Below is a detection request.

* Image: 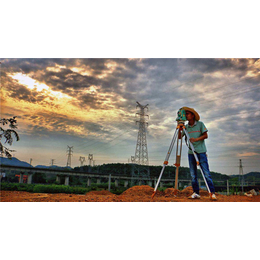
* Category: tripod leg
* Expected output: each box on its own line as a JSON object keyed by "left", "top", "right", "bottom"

{"left": 183, "top": 128, "right": 211, "bottom": 195}
{"left": 174, "top": 129, "right": 183, "bottom": 192}
{"left": 152, "top": 128, "right": 179, "bottom": 198}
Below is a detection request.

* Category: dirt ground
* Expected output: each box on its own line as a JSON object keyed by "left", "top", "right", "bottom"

{"left": 1, "top": 185, "right": 260, "bottom": 202}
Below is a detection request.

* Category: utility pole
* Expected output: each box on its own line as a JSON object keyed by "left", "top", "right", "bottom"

{"left": 134, "top": 102, "right": 149, "bottom": 165}
{"left": 66, "top": 146, "right": 73, "bottom": 167}
{"left": 30, "top": 158, "right": 33, "bottom": 166}
{"left": 88, "top": 154, "right": 93, "bottom": 166}
{"left": 239, "top": 159, "right": 244, "bottom": 193}
{"left": 79, "top": 156, "right": 86, "bottom": 167}
{"left": 50, "top": 159, "right": 55, "bottom": 166}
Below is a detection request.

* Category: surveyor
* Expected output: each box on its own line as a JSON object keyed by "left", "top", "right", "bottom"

{"left": 182, "top": 107, "right": 217, "bottom": 200}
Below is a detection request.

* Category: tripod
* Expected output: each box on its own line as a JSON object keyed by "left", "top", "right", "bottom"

{"left": 151, "top": 121, "right": 211, "bottom": 199}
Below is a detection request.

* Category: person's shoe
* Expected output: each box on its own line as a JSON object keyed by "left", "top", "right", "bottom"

{"left": 188, "top": 192, "right": 201, "bottom": 199}
{"left": 210, "top": 193, "right": 217, "bottom": 200}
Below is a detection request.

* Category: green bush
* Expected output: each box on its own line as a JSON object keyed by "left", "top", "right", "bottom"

{"left": 71, "top": 187, "right": 91, "bottom": 194}
{"left": 33, "top": 184, "right": 70, "bottom": 194}
{"left": 26, "top": 184, "right": 35, "bottom": 192}
{"left": 1, "top": 182, "right": 122, "bottom": 195}
{"left": 96, "top": 183, "right": 111, "bottom": 189}
{"left": 17, "top": 184, "right": 28, "bottom": 191}
{"left": 1, "top": 183, "right": 20, "bottom": 191}
{"left": 31, "top": 184, "right": 91, "bottom": 194}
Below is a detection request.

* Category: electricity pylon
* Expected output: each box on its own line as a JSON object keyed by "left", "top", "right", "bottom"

{"left": 88, "top": 154, "right": 93, "bottom": 166}
{"left": 66, "top": 146, "right": 73, "bottom": 167}
{"left": 134, "top": 101, "right": 149, "bottom": 165}
{"left": 79, "top": 156, "right": 86, "bottom": 167}
{"left": 50, "top": 159, "right": 55, "bottom": 166}
{"left": 131, "top": 102, "right": 150, "bottom": 186}
{"left": 239, "top": 159, "right": 244, "bottom": 192}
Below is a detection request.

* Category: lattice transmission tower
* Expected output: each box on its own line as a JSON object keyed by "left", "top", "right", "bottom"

{"left": 131, "top": 156, "right": 135, "bottom": 163}
{"left": 239, "top": 159, "right": 244, "bottom": 192}
{"left": 79, "top": 156, "right": 86, "bottom": 167}
{"left": 88, "top": 154, "right": 93, "bottom": 166}
{"left": 66, "top": 146, "right": 73, "bottom": 167}
{"left": 50, "top": 159, "right": 55, "bottom": 166}
{"left": 134, "top": 101, "right": 149, "bottom": 165}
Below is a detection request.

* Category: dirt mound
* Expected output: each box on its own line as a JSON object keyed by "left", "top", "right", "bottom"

{"left": 181, "top": 186, "right": 194, "bottom": 195}
{"left": 121, "top": 185, "right": 160, "bottom": 196}
{"left": 164, "top": 188, "right": 180, "bottom": 197}
{"left": 86, "top": 190, "right": 114, "bottom": 196}
{"left": 199, "top": 189, "right": 210, "bottom": 196}
{"left": 181, "top": 186, "right": 209, "bottom": 196}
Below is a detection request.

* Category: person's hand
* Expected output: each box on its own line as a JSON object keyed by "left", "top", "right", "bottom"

{"left": 190, "top": 138, "right": 198, "bottom": 143}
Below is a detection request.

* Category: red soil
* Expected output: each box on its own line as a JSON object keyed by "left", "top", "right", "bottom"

{"left": 1, "top": 185, "right": 260, "bottom": 202}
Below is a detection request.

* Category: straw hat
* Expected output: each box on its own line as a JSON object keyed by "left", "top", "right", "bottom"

{"left": 182, "top": 107, "right": 200, "bottom": 121}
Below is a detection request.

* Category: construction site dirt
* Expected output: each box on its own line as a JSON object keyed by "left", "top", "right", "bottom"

{"left": 1, "top": 185, "right": 260, "bottom": 202}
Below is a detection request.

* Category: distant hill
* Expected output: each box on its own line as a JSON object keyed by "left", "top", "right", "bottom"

{"left": 246, "top": 172, "right": 260, "bottom": 177}
{"left": 230, "top": 172, "right": 260, "bottom": 181}
{"left": 230, "top": 172, "right": 260, "bottom": 177}
{"left": 0, "top": 157, "right": 70, "bottom": 170}
{"left": 0, "top": 157, "right": 32, "bottom": 168}
{"left": 35, "top": 165, "right": 56, "bottom": 169}
{"left": 35, "top": 165, "right": 72, "bottom": 170}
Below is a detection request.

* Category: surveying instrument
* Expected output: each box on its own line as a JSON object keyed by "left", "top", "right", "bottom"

{"left": 151, "top": 107, "right": 212, "bottom": 199}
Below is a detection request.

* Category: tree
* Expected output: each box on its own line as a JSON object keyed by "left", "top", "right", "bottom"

{"left": 0, "top": 116, "right": 20, "bottom": 158}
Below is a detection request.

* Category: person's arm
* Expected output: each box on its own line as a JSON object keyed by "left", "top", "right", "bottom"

{"left": 190, "top": 132, "right": 208, "bottom": 143}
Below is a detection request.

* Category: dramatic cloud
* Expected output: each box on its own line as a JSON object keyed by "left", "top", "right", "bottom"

{"left": 1, "top": 58, "right": 259, "bottom": 174}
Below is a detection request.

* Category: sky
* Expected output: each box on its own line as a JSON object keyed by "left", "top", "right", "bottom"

{"left": 1, "top": 58, "right": 260, "bottom": 175}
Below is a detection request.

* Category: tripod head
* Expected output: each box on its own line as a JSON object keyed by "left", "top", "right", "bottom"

{"left": 176, "top": 107, "right": 187, "bottom": 122}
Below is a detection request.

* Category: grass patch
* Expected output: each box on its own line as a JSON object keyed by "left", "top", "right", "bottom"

{"left": 1, "top": 182, "right": 135, "bottom": 195}
{"left": 0, "top": 183, "right": 92, "bottom": 195}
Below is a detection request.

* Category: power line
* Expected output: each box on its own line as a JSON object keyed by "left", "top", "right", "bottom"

{"left": 95, "top": 135, "right": 132, "bottom": 154}
{"left": 203, "top": 109, "right": 260, "bottom": 120}
{"left": 74, "top": 128, "right": 132, "bottom": 154}
{"left": 170, "top": 74, "right": 260, "bottom": 105}
{"left": 187, "top": 84, "right": 260, "bottom": 107}
{"left": 86, "top": 130, "right": 132, "bottom": 154}
{"left": 34, "top": 128, "right": 133, "bottom": 166}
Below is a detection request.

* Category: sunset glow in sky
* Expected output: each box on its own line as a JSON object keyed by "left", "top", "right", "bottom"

{"left": 1, "top": 58, "right": 260, "bottom": 175}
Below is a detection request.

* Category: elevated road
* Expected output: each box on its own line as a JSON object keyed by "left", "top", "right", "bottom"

{"left": 0, "top": 164, "right": 184, "bottom": 187}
